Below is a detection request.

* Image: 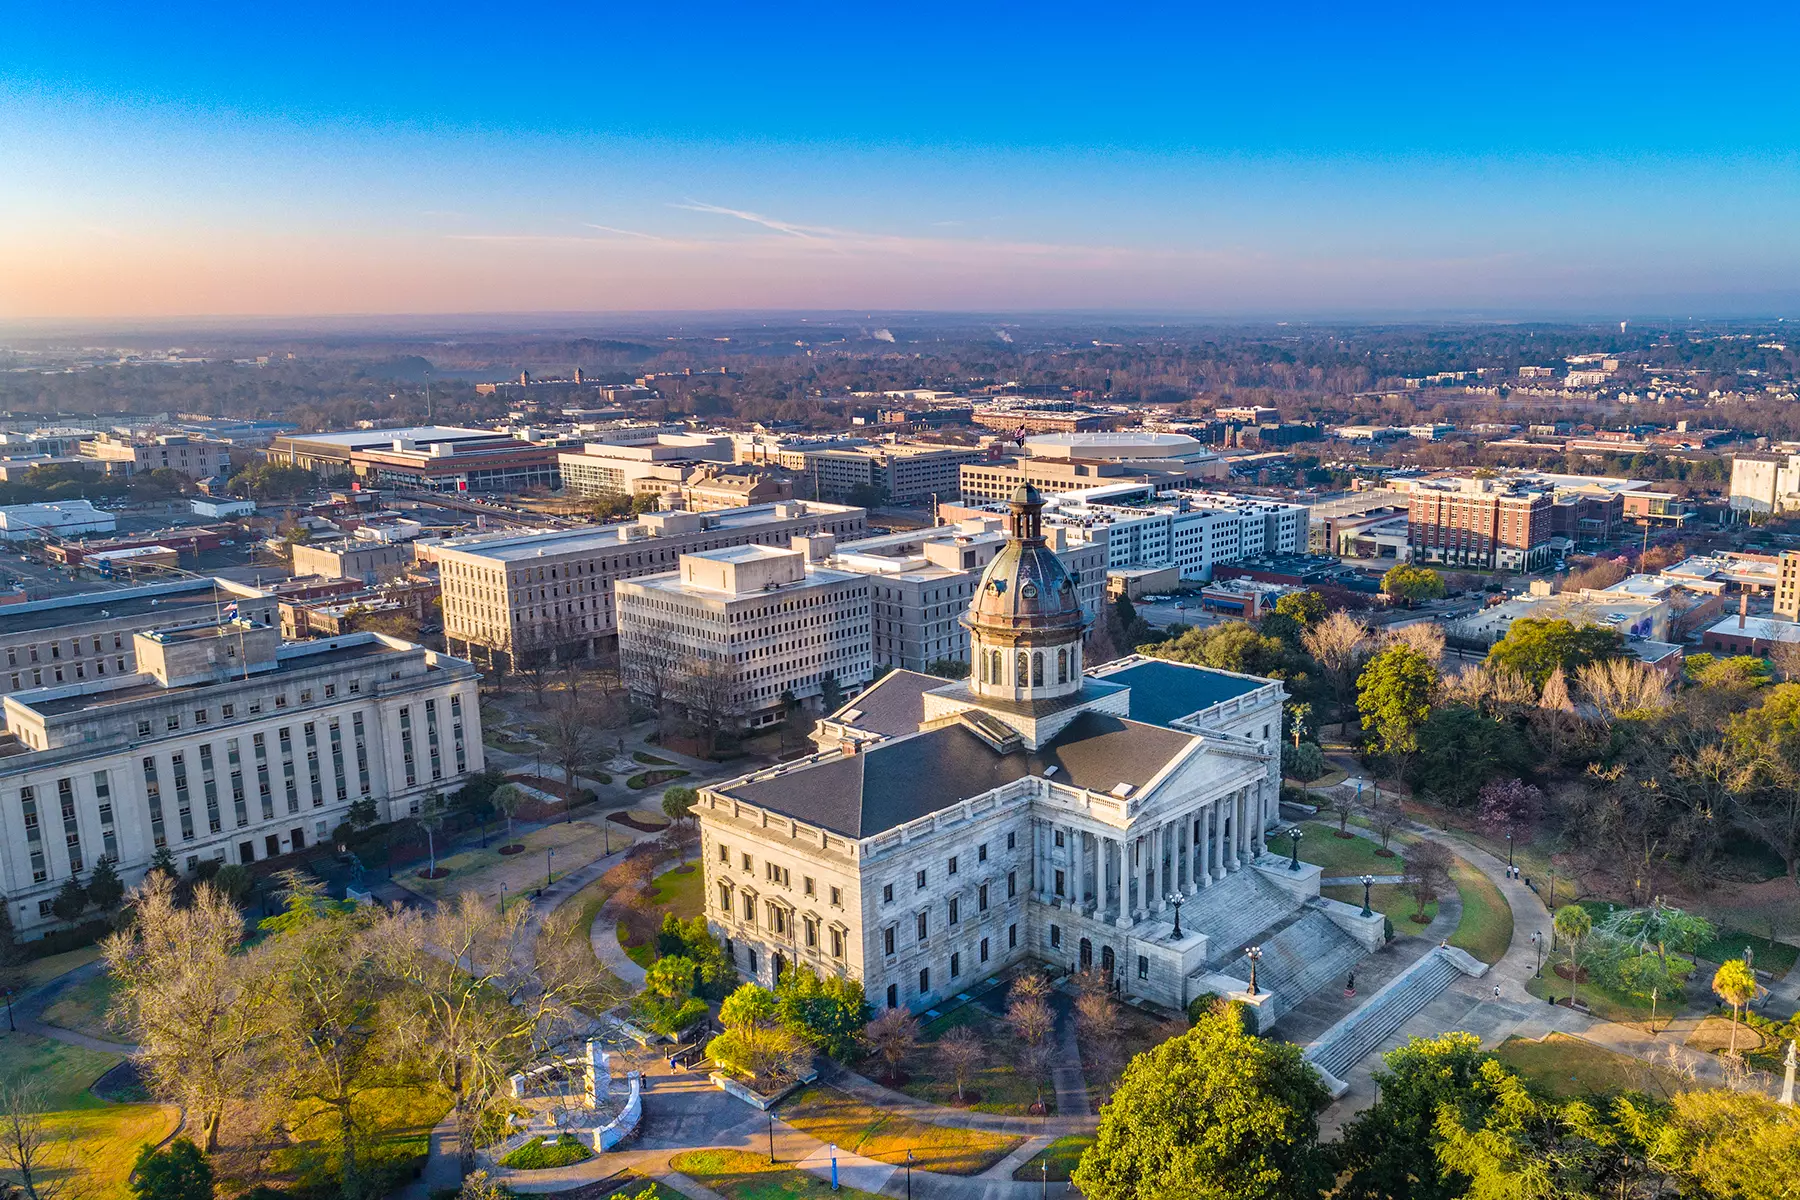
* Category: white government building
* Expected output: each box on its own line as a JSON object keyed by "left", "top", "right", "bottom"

{"left": 0, "top": 617, "right": 482, "bottom": 934}
{"left": 697, "top": 484, "right": 1383, "bottom": 1018}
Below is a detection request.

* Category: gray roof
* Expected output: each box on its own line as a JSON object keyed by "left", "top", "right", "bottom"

{"left": 721, "top": 709, "right": 1197, "bottom": 838}
{"left": 1098, "top": 659, "right": 1266, "bottom": 727}
{"left": 828, "top": 670, "right": 939, "bottom": 739}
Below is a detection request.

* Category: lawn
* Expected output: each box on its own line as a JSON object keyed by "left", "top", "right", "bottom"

{"left": 628, "top": 769, "right": 690, "bottom": 791}
{"left": 774, "top": 1086, "right": 1022, "bottom": 1175}
{"left": 1523, "top": 970, "right": 1662, "bottom": 1025}
{"left": 1322, "top": 882, "right": 1436, "bottom": 930}
{"left": 891, "top": 1004, "right": 1051, "bottom": 1115}
{"left": 1493, "top": 1033, "right": 1687, "bottom": 1099}
{"left": 39, "top": 971, "right": 120, "bottom": 1041}
{"left": 19, "top": 945, "right": 104, "bottom": 988}
{"left": 632, "top": 751, "right": 676, "bottom": 766}
{"left": 1694, "top": 928, "right": 1798, "bottom": 978}
{"left": 43, "top": 1104, "right": 180, "bottom": 1197}
{"left": 617, "top": 861, "right": 703, "bottom": 969}
{"left": 1012, "top": 1134, "right": 1094, "bottom": 1182}
{"left": 1448, "top": 858, "right": 1514, "bottom": 965}
{"left": 1294, "top": 822, "right": 1404, "bottom": 876}
{"left": 396, "top": 819, "right": 630, "bottom": 903}
{"left": 0, "top": 1031, "right": 120, "bottom": 1109}
{"left": 670, "top": 1149, "right": 886, "bottom": 1200}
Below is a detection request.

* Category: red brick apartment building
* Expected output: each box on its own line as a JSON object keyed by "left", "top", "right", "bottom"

{"left": 1407, "top": 478, "right": 1554, "bottom": 572}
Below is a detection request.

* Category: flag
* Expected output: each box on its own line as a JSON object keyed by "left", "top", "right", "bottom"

{"left": 1013, "top": 426, "right": 1027, "bottom": 446}
{"left": 224, "top": 601, "right": 239, "bottom": 620}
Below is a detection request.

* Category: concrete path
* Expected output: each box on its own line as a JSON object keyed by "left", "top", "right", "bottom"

{"left": 1048, "top": 992, "right": 1092, "bottom": 1121}
{"left": 1319, "top": 875, "right": 1404, "bottom": 886}
{"left": 13, "top": 958, "right": 137, "bottom": 1056}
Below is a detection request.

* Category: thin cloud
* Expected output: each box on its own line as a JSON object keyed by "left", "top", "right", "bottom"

{"left": 583, "top": 223, "right": 666, "bottom": 241}
{"left": 672, "top": 200, "right": 823, "bottom": 240}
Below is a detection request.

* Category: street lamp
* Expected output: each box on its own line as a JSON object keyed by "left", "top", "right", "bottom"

{"left": 1360, "top": 874, "right": 1374, "bottom": 918}
{"left": 1166, "top": 891, "right": 1185, "bottom": 938}
{"left": 1245, "top": 945, "right": 1263, "bottom": 996}
{"left": 906, "top": 1150, "right": 915, "bottom": 1200}
{"left": 546, "top": 846, "right": 555, "bottom": 890}
{"left": 1532, "top": 930, "right": 1543, "bottom": 978}
{"left": 499, "top": 882, "right": 508, "bottom": 915}
{"left": 1041, "top": 1157, "right": 1048, "bottom": 1200}
{"left": 768, "top": 1114, "right": 776, "bottom": 1163}
{"left": 1506, "top": 830, "right": 1514, "bottom": 869}
{"left": 1288, "top": 826, "right": 1303, "bottom": 872}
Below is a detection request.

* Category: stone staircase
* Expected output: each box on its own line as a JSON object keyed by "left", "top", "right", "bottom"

{"left": 1186, "top": 869, "right": 1304, "bottom": 968}
{"left": 1216, "top": 909, "right": 1366, "bottom": 1025}
{"left": 1302, "top": 947, "right": 1484, "bottom": 1094}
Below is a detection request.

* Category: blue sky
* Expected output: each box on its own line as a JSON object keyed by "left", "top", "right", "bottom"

{"left": 3, "top": 1, "right": 1798, "bottom": 319}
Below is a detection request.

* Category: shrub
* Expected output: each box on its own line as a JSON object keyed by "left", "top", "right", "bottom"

{"left": 1283, "top": 742, "right": 1326, "bottom": 782}
{"left": 130, "top": 1137, "right": 214, "bottom": 1200}
{"left": 499, "top": 1134, "right": 593, "bottom": 1170}
{"left": 1186, "top": 992, "right": 1221, "bottom": 1025}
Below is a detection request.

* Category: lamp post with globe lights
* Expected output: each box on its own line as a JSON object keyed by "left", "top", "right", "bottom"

{"left": 1167, "top": 891, "right": 1185, "bottom": 938}
{"left": 1360, "top": 874, "right": 1374, "bottom": 917}
{"left": 1245, "top": 945, "right": 1263, "bottom": 996}
{"left": 1287, "top": 826, "right": 1303, "bottom": 872}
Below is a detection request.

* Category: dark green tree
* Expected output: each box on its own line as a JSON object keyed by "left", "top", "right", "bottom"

{"left": 1072, "top": 1004, "right": 1331, "bottom": 1200}
{"left": 130, "top": 1137, "right": 215, "bottom": 1200}
{"left": 50, "top": 876, "right": 88, "bottom": 924}
{"left": 1485, "top": 618, "right": 1626, "bottom": 690}
{"left": 85, "top": 856, "right": 125, "bottom": 912}
{"left": 1358, "top": 645, "right": 1439, "bottom": 758}
{"left": 1409, "top": 706, "right": 1533, "bottom": 806}
{"left": 1274, "top": 590, "right": 1328, "bottom": 628}
{"left": 1334, "top": 1033, "right": 1490, "bottom": 1200}
{"left": 774, "top": 967, "right": 869, "bottom": 1060}
{"left": 1381, "top": 564, "right": 1446, "bottom": 607}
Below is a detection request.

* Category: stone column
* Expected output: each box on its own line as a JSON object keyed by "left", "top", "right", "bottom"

{"left": 1148, "top": 824, "right": 1164, "bottom": 912}
{"left": 1186, "top": 812, "right": 1201, "bottom": 894}
{"left": 1236, "top": 789, "right": 1249, "bottom": 865}
{"left": 1253, "top": 782, "right": 1268, "bottom": 856}
{"left": 1128, "top": 835, "right": 1142, "bottom": 920}
{"left": 1174, "top": 815, "right": 1188, "bottom": 892}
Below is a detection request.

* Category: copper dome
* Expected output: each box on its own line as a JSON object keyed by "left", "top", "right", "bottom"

{"left": 964, "top": 483, "right": 1085, "bottom": 638}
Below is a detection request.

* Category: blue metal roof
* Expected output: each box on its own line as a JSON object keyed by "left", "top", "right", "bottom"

{"left": 1104, "top": 659, "right": 1266, "bottom": 728}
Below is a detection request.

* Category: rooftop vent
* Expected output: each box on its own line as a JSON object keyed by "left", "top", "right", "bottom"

{"left": 839, "top": 708, "right": 863, "bottom": 722}
{"left": 1109, "top": 782, "right": 1135, "bottom": 799}
{"left": 1043, "top": 765, "right": 1059, "bottom": 778}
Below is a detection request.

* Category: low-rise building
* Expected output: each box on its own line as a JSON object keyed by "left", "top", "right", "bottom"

{"left": 79, "top": 433, "right": 232, "bottom": 480}
{"left": 348, "top": 435, "right": 560, "bottom": 494}
{"left": 678, "top": 465, "right": 792, "bottom": 512}
{"left": 0, "top": 621, "right": 481, "bottom": 934}
{"left": 291, "top": 539, "right": 414, "bottom": 585}
{"left": 0, "top": 501, "right": 115, "bottom": 542}
{"left": 616, "top": 543, "right": 873, "bottom": 729}
{"left": 557, "top": 435, "right": 736, "bottom": 500}
{"left": 1703, "top": 614, "right": 1800, "bottom": 657}
{"left": 1405, "top": 477, "right": 1554, "bottom": 572}
{"left": 266, "top": 426, "right": 515, "bottom": 473}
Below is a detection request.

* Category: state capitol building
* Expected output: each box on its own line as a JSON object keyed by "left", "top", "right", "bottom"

{"left": 698, "top": 484, "right": 1383, "bottom": 1016}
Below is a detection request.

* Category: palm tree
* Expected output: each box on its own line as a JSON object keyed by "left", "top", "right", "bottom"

{"left": 1552, "top": 904, "right": 1592, "bottom": 1008}
{"left": 1711, "top": 958, "right": 1758, "bottom": 1054}
{"left": 417, "top": 791, "right": 446, "bottom": 877}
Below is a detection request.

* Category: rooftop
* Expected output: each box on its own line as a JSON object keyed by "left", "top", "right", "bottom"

{"left": 439, "top": 501, "right": 858, "bottom": 564}
{"left": 0, "top": 579, "right": 256, "bottom": 637}
{"left": 1706, "top": 615, "right": 1800, "bottom": 645}
{"left": 280, "top": 426, "right": 504, "bottom": 449}
{"left": 823, "top": 669, "right": 940, "bottom": 739}
{"left": 1091, "top": 658, "right": 1269, "bottom": 727}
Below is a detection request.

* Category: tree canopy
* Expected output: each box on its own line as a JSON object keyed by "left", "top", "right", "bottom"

{"left": 1381, "top": 564, "right": 1446, "bottom": 607}
{"left": 1358, "top": 645, "right": 1439, "bottom": 758}
{"left": 1485, "top": 618, "right": 1626, "bottom": 690}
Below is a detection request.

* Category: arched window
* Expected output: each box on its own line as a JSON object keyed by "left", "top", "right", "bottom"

{"left": 1058, "top": 648, "right": 1069, "bottom": 684}
{"left": 978, "top": 651, "right": 987, "bottom": 684}
{"left": 991, "top": 649, "right": 1002, "bottom": 684}
{"left": 1032, "top": 651, "right": 1044, "bottom": 686}
{"left": 1016, "top": 651, "right": 1029, "bottom": 686}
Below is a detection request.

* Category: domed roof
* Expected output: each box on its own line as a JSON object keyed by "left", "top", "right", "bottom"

{"left": 965, "top": 482, "right": 1085, "bottom": 637}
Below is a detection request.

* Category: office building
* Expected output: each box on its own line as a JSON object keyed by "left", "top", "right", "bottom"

{"left": 266, "top": 426, "right": 517, "bottom": 473}
{"left": 0, "top": 621, "right": 481, "bottom": 935}
{"left": 557, "top": 435, "right": 735, "bottom": 500}
{"left": 697, "top": 484, "right": 1380, "bottom": 1021}
{"left": 616, "top": 543, "right": 873, "bottom": 730}
{"left": 291, "top": 539, "right": 415, "bottom": 585}
{"left": 0, "top": 579, "right": 275, "bottom": 699}
{"left": 0, "top": 501, "right": 116, "bottom": 542}
{"left": 1405, "top": 477, "right": 1554, "bottom": 572}
{"left": 347, "top": 435, "right": 560, "bottom": 494}
{"left": 960, "top": 457, "right": 1215, "bottom": 503}
{"left": 829, "top": 520, "right": 1107, "bottom": 671}
{"left": 437, "top": 501, "right": 867, "bottom": 671}
{"left": 79, "top": 433, "right": 233, "bottom": 480}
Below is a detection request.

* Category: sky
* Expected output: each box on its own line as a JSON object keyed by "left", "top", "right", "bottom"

{"left": 3, "top": 1, "right": 1799, "bottom": 322}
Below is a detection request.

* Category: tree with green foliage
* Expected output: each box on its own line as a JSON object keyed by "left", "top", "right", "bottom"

{"left": 774, "top": 967, "right": 868, "bottom": 1060}
{"left": 820, "top": 672, "right": 844, "bottom": 716}
{"left": 708, "top": 983, "right": 809, "bottom": 1088}
{"left": 85, "top": 857, "right": 125, "bottom": 912}
{"left": 1259, "top": 610, "right": 1304, "bottom": 650}
{"left": 1072, "top": 1004, "right": 1331, "bottom": 1200}
{"left": 1380, "top": 564, "right": 1445, "bottom": 608}
{"left": 1357, "top": 645, "right": 1438, "bottom": 759}
{"left": 661, "top": 785, "right": 698, "bottom": 825}
{"left": 145, "top": 846, "right": 179, "bottom": 883}
{"left": 226, "top": 461, "right": 316, "bottom": 501}
{"left": 1723, "top": 682, "right": 1800, "bottom": 889}
{"left": 1275, "top": 590, "right": 1328, "bottom": 629}
{"left": 130, "top": 1137, "right": 214, "bottom": 1200}
{"left": 1334, "top": 1033, "right": 1490, "bottom": 1200}
{"left": 49, "top": 877, "right": 86, "bottom": 925}
{"left": 210, "top": 864, "right": 254, "bottom": 905}
{"left": 1553, "top": 904, "right": 1593, "bottom": 1009}
{"left": 924, "top": 658, "right": 970, "bottom": 680}
{"left": 636, "top": 955, "right": 708, "bottom": 1037}
{"left": 1485, "top": 618, "right": 1626, "bottom": 690}
{"left": 1283, "top": 741, "right": 1326, "bottom": 782}
{"left": 1710, "top": 959, "right": 1757, "bottom": 1054}
{"left": 654, "top": 913, "right": 736, "bottom": 999}
{"left": 1144, "top": 620, "right": 1306, "bottom": 682}
{"left": 1408, "top": 705, "right": 1532, "bottom": 806}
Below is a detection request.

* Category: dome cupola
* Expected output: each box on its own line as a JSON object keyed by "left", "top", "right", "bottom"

{"left": 964, "top": 482, "right": 1088, "bottom": 703}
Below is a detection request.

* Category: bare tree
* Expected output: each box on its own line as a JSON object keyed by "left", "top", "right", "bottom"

{"left": 1369, "top": 790, "right": 1405, "bottom": 854}
{"left": 541, "top": 696, "right": 600, "bottom": 801}
{"left": 1383, "top": 621, "right": 1445, "bottom": 665}
{"left": 1771, "top": 639, "right": 1800, "bottom": 684}
{"left": 677, "top": 654, "right": 740, "bottom": 758}
{"left": 104, "top": 873, "right": 265, "bottom": 1153}
{"left": 376, "top": 889, "right": 614, "bottom": 1177}
{"left": 619, "top": 633, "right": 679, "bottom": 739}
{"left": 935, "top": 1026, "right": 985, "bottom": 1103}
{"left": 1073, "top": 989, "right": 1123, "bottom": 1096}
{"left": 1404, "top": 839, "right": 1454, "bottom": 923}
{"left": 1302, "top": 611, "right": 1370, "bottom": 735}
{"left": 1575, "top": 658, "right": 1672, "bottom": 724}
{"left": 861, "top": 1008, "right": 921, "bottom": 1084}
{"left": 0, "top": 1080, "right": 76, "bottom": 1200}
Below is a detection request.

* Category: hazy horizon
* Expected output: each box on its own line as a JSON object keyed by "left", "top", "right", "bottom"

{"left": 5, "top": 1, "right": 1798, "bottom": 321}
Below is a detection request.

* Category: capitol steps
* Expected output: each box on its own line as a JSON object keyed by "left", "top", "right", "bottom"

{"left": 1184, "top": 869, "right": 1302, "bottom": 968}
{"left": 1216, "top": 910, "right": 1367, "bottom": 1024}
{"left": 1302, "top": 947, "right": 1484, "bottom": 1094}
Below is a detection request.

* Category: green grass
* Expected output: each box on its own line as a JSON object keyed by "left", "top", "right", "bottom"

{"left": 775, "top": 1085, "right": 1022, "bottom": 1175}
{"left": 1695, "top": 928, "right": 1798, "bottom": 977}
{"left": 633, "top": 751, "right": 675, "bottom": 765}
{"left": 18, "top": 945, "right": 104, "bottom": 987}
{"left": 627, "top": 769, "right": 690, "bottom": 790}
{"left": 0, "top": 1031, "right": 120, "bottom": 1109}
{"left": 1294, "top": 822, "right": 1405, "bottom": 875}
{"left": 646, "top": 861, "right": 703, "bottom": 915}
{"left": 501, "top": 1133, "right": 594, "bottom": 1169}
{"left": 1012, "top": 1135, "right": 1094, "bottom": 1182}
{"left": 1449, "top": 858, "right": 1515, "bottom": 965}
{"left": 39, "top": 971, "right": 120, "bottom": 1041}
{"left": 1493, "top": 1033, "right": 1687, "bottom": 1099}
{"left": 1523, "top": 966, "right": 1662, "bottom": 1024}
{"left": 1323, "top": 882, "right": 1436, "bottom": 930}
{"left": 670, "top": 1149, "right": 886, "bottom": 1200}
{"left": 45, "top": 1104, "right": 181, "bottom": 1197}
